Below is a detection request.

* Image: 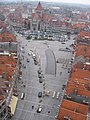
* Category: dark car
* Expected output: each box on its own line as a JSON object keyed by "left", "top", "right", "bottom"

{"left": 38, "top": 74, "right": 43, "bottom": 78}
{"left": 39, "top": 78, "right": 43, "bottom": 83}
{"left": 27, "top": 59, "right": 29, "bottom": 62}
{"left": 38, "top": 92, "right": 42, "bottom": 98}
{"left": 65, "top": 47, "right": 70, "bottom": 50}
{"left": 37, "top": 69, "right": 42, "bottom": 74}
{"left": 61, "top": 42, "right": 66, "bottom": 44}
{"left": 34, "top": 60, "right": 38, "bottom": 65}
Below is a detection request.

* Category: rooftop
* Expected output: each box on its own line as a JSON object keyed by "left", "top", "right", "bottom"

{"left": 0, "top": 32, "right": 16, "bottom": 42}
{"left": 57, "top": 99, "right": 88, "bottom": 120}
{"left": 75, "top": 45, "right": 90, "bottom": 58}
{"left": 36, "top": 2, "right": 43, "bottom": 11}
{"left": 77, "top": 31, "right": 90, "bottom": 41}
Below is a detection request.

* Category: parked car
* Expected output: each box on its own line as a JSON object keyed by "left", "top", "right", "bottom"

{"left": 28, "top": 53, "right": 31, "bottom": 56}
{"left": 37, "top": 106, "right": 42, "bottom": 113}
{"left": 61, "top": 42, "right": 66, "bottom": 44}
{"left": 56, "top": 92, "right": 60, "bottom": 99}
{"left": 20, "top": 93, "right": 25, "bottom": 100}
{"left": 52, "top": 91, "right": 56, "bottom": 98}
{"left": 39, "top": 78, "right": 43, "bottom": 83}
{"left": 38, "top": 74, "right": 43, "bottom": 78}
{"left": 34, "top": 60, "right": 38, "bottom": 65}
{"left": 37, "top": 69, "right": 42, "bottom": 74}
{"left": 27, "top": 59, "right": 29, "bottom": 62}
{"left": 38, "top": 92, "right": 42, "bottom": 98}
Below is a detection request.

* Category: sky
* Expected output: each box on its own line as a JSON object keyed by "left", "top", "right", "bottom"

{"left": 2, "top": 0, "right": 90, "bottom": 5}
{"left": 38, "top": 0, "right": 90, "bottom": 4}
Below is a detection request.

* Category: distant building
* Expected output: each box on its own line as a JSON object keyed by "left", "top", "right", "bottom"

{"left": 24, "top": 2, "right": 73, "bottom": 35}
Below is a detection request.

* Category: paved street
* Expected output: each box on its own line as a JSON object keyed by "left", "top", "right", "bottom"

{"left": 10, "top": 34, "right": 75, "bottom": 120}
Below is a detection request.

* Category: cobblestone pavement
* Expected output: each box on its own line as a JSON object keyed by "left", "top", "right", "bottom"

{"left": 10, "top": 34, "right": 75, "bottom": 120}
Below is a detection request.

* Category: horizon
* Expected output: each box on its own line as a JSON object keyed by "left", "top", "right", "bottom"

{"left": 0, "top": 0, "right": 90, "bottom": 5}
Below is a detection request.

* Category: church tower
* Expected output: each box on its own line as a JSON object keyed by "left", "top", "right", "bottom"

{"left": 35, "top": 2, "right": 43, "bottom": 18}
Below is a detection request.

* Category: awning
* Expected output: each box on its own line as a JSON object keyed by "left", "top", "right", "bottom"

{"left": 9, "top": 95, "right": 18, "bottom": 115}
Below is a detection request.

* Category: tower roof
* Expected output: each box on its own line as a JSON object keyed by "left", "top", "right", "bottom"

{"left": 36, "top": 2, "right": 43, "bottom": 11}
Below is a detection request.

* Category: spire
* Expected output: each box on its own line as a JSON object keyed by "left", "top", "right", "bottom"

{"left": 36, "top": 1, "right": 43, "bottom": 11}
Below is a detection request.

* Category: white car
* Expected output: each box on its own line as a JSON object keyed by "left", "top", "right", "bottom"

{"left": 37, "top": 107, "right": 42, "bottom": 113}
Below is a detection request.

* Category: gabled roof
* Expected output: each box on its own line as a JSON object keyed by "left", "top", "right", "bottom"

{"left": 75, "top": 45, "right": 90, "bottom": 58}
{"left": 57, "top": 99, "right": 88, "bottom": 120}
{"left": 77, "top": 31, "right": 90, "bottom": 41}
{"left": 36, "top": 2, "right": 43, "bottom": 11}
{"left": 71, "top": 68, "right": 90, "bottom": 80}
{"left": 73, "top": 62, "right": 90, "bottom": 71}
{"left": 31, "top": 13, "right": 41, "bottom": 20}
{"left": 0, "top": 32, "right": 16, "bottom": 42}
{"left": 72, "top": 23, "right": 87, "bottom": 29}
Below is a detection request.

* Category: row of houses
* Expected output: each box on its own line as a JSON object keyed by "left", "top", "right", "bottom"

{"left": 57, "top": 30, "right": 90, "bottom": 120}
{"left": 0, "top": 31, "right": 19, "bottom": 120}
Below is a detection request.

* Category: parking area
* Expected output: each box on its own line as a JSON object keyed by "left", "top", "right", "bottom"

{"left": 10, "top": 34, "right": 75, "bottom": 120}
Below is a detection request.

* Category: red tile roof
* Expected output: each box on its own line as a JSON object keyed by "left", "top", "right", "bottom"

{"left": 57, "top": 99, "right": 88, "bottom": 120}
{"left": 75, "top": 45, "right": 90, "bottom": 58}
{"left": 31, "top": 13, "right": 41, "bottom": 20}
{"left": 72, "top": 23, "right": 87, "bottom": 29}
{"left": 0, "top": 32, "right": 16, "bottom": 42}
{"left": 73, "top": 62, "right": 90, "bottom": 71}
{"left": 77, "top": 31, "right": 90, "bottom": 41}
{"left": 0, "top": 55, "right": 17, "bottom": 67}
{"left": 71, "top": 68, "right": 90, "bottom": 80}
{"left": 36, "top": 2, "right": 43, "bottom": 11}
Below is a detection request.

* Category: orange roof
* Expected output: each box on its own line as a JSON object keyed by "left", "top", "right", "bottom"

{"left": 66, "top": 76, "right": 90, "bottom": 97}
{"left": 0, "top": 32, "right": 16, "bottom": 42}
{"left": 71, "top": 68, "right": 90, "bottom": 80}
{"left": 66, "top": 81, "right": 90, "bottom": 95}
{"left": 75, "top": 45, "right": 90, "bottom": 58}
{"left": 31, "top": 13, "right": 41, "bottom": 20}
{"left": 73, "top": 62, "right": 90, "bottom": 71}
{"left": 72, "top": 23, "right": 87, "bottom": 29}
{"left": 0, "top": 55, "right": 17, "bottom": 67}
{"left": 77, "top": 31, "right": 90, "bottom": 41}
{"left": 69, "top": 78, "right": 90, "bottom": 85}
{"left": 0, "top": 56, "right": 17, "bottom": 79}
{"left": 0, "top": 55, "right": 17, "bottom": 104}
{"left": 66, "top": 86, "right": 90, "bottom": 98}
{"left": 36, "top": 2, "right": 43, "bottom": 11}
{"left": 57, "top": 99, "right": 88, "bottom": 120}
{"left": 0, "top": 64, "right": 14, "bottom": 74}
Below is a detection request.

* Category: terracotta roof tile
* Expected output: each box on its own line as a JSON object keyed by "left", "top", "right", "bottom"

{"left": 72, "top": 23, "right": 87, "bottom": 29}
{"left": 77, "top": 31, "right": 90, "bottom": 41}
{"left": 57, "top": 99, "right": 88, "bottom": 120}
{"left": 36, "top": 2, "right": 43, "bottom": 11}
{"left": 75, "top": 45, "right": 90, "bottom": 58}
{"left": 31, "top": 13, "right": 41, "bottom": 20}
{"left": 73, "top": 62, "right": 90, "bottom": 71}
{"left": 71, "top": 68, "right": 90, "bottom": 80}
{"left": 0, "top": 32, "right": 16, "bottom": 42}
